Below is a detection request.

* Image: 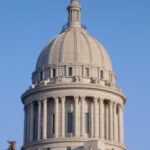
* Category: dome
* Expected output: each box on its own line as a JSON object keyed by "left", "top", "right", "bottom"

{"left": 35, "top": 0, "right": 113, "bottom": 72}
{"left": 36, "top": 28, "right": 112, "bottom": 71}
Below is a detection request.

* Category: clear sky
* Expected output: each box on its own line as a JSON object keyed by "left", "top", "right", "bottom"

{"left": 0, "top": 0, "right": 150, "bottom": 149}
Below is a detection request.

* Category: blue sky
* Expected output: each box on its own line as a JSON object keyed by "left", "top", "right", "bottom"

{"left": 0, "top": 0, "right": 150, "bottom": 149}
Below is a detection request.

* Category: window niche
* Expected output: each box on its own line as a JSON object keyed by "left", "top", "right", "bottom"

{"left": 40, "top": 71, "right": 43, "bottom": 81}
{"left": 67, "top": 112, "right": 73, "bottom": 133}
{"left": 85, "top": 68, "right": 89, "bottom": 77}
{"left": 68, "top": 67, "right": 73, "bottom": 76}
{"left": 53, "top": 68, "right": 56, "bottom": 78}
{"left": 100, "top": 70, "right": 104, "bottom": 80}
{"left": 85, "top": 113, "right": 89, "bottom": 133}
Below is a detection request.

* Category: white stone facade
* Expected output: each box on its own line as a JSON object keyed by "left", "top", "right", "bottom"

{"left": 21, "top": 0, "right": 127, "bottom": 150}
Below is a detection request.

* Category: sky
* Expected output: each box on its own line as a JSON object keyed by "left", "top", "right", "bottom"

{"left": 0, "top": 0, "right": 150, "bottom": 149}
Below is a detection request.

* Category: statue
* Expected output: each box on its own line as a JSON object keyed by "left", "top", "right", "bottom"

{"left": 7, "top": 140, "right": 16, "bottom": 150}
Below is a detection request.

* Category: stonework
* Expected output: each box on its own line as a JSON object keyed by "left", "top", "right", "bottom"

{"left": 21, "top": 0, "right": 127, "bottom": 150}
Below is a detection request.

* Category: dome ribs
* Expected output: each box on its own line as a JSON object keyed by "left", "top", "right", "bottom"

{"left": 81, "top": 31, "right": 93, "bottom": 63}
{"left": 74, "top": 31, "right": 78, "bottom": 62}
{"left": 59, "top": 32, "right": 69, "bottom": 63}
{"left": 50, "top": 33, "right": 64, "bottom": 65}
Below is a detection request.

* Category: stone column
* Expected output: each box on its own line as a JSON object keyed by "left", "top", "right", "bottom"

{"left": 42, "top": 98, "right": 47, "bottom": 139}
{"left": 23, "top": 107, "right": 27, "bottom": 145}
{"left": 74, "top": 96, "right": 79, "bottom": 137}
{"left": 38, "top": 101, "right": 41, "bottom": 140}
{"left": 27, "top": 105, "right": 30, "bottom": 144}
{"left": 118, "top": 105, "right": 124, "bottom": 144}
{"left": 54, "top": 97, "right": 59, "bottom": 137}
{"left": 99, "top": 98, "right": 104, "bottom": 139}
{"left": 94, "top": 98, "right": 98, "bottom": 138}
{"left": 90, "top": 100, "right": 93, "bottom": 138}
{"left": 29, "top": 103, "right": 34, "bottom": 142}
{"left": 109, "top": 101, "right": 113, "bottom": 141}
{"left": 106, "top": 103, "right": 109, "bottom": 140}
{"left": 113, "top": 102, "right": 117, "bottom": 142}
{"left": 81, "top": 96, "right": 85, "bottom": 137}
{"left": 61, "top": 96, "right": 65, "bottom": 137}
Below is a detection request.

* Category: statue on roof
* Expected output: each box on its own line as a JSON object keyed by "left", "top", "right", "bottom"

{"left": 7, "top": 140, "right": 17, "bottom": 150}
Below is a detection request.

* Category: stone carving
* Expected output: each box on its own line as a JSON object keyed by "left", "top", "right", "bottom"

{"left": 7, "top": 140, "right": 16, "bottom": 150}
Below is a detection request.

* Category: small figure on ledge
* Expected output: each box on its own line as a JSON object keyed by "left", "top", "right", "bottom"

{"left": 7, "top": 140, "right": 17, "bottom": 150}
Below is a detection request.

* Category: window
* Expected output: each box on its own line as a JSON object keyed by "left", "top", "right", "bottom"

{"left": 68, "top": 67, "right": 72, "bottom": 76}
{"left": 47, "top": 148, "right": 51, "bottom": 150}
{"left": 67, "top": 147, "right": 71, "bottom": 150}
{"left": 68, "top": 112, "right": 73, "bottom": 133}
{"left": 53, "top": 69, "right": 56, "bottom": 77}
{"left": 51, "top": 114, "right": 55, "bottom": 134}
{"left": 85, "top": 68, "right": 89, "bottom": 77}
{"left": 40, "top": 71, "right": 43, "bottom": 81}
{"left": 85, "top": 113, "right": 89, "bottom": 133}
{"left": 100, "top": 70, "right": 104, "bottom": 79}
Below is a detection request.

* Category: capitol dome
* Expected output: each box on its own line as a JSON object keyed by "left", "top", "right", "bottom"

{"left": 32, "top": 0, "right": 115, "bottom": 87}
{"left": 21, "top": 1, "right": 127, "bottom": 150}
{"left": 36, "top": 27, "right": 112, "bottom": 71}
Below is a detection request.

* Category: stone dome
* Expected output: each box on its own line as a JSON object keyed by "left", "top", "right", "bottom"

{"left": 36, "top": 28, "right": 112, "bottom": 71}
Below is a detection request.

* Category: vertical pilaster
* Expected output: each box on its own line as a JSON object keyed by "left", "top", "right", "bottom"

{"left": 99, "top": 98, "right": 104, "bottom": 139}
{"left": 118, "top": 105, "right": 124, "bottom": 144}
{"left": 106, "top": 103, "right": 109, "bottom": 140}
{"left": 81, "top": 96, "right": 85, "bottom": 137}
{"left": 42, "top": 98, "right": 47, "bottom": 139}
{"left": 109, "top": 101, "right": 113, "bottom": 141}
{"left": 54, "top": 97, "right": 59, "bottom": 137}
{"left": 38, "top": 101, "right": 41, "bottom": 140}
{"left": 74, "top": 96, "right": 79, "bottom": 137}
{"left": 113, "top": 102, "right": 117, "bottom": 142}
{"left": 23, "top": 107, "right": 27, "bottom": 145}
{"left": 94, "top": 98, "right": 98, "bottom": 138}
{"left": 29, "top": 103, "right": 34, "bottom": 142}
{"left": 27, "top": 105, "right": 30, "bottom": 144}
{"left": 90, "top": 100, "right": 93, "bottom": 138}
{"left": 61, "top": 96, "right": 65, "bottom": 137}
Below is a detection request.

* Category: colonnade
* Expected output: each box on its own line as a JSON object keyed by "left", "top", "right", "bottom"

{"left": 24, "top": 96, "right": 124, "bottom": 145}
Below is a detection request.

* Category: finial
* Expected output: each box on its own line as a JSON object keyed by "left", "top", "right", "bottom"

{"left": 67, "top": 0, "right": 82, "bottom": 28}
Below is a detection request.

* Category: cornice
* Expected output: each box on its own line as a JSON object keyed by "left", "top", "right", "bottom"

{"left": 21, "top": 83, "right": 127, "bottom": 104}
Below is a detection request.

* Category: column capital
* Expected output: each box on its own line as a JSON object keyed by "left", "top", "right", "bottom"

{"left": 43, "top": 97, "right": 47, "bottom": 103}
{"left": 108, "top": 100, "right": 113, "bottom": 105}
{"left": 113, "top": 101, "right": 117, "bottom": 105}
{"left": 60, "top": 96, "right": 65, "bottom": 100}
{"left": 80, "top": 96, "right": 85, "bottom": 100}
{"left": 118, "top": 104, "right": 124, "bottom": 110}
{"left": 74, "top": 96, "right": 79, "bottom": 101}
{"left": 99, "top": 98, "right": 104, "bottom": 103}
{"left": 99, "top": 97, "right": 104, "bottom": 101}
{"left": 54, "top": 96, "right": 59, "bottom": 101}
{"left": 94, "top": 97, "right": 99, "bottom": 101}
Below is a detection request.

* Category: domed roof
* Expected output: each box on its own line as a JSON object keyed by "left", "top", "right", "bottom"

{"left": 36, "top": 28, "right": 112, "bottom": 71}
{"left": 36, "top": 0, "right": 112, "bottom": 71}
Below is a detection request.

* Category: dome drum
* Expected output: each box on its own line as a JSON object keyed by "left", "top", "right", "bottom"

{"left": 31, "top": 64, "right": 117, "bottom": 90}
